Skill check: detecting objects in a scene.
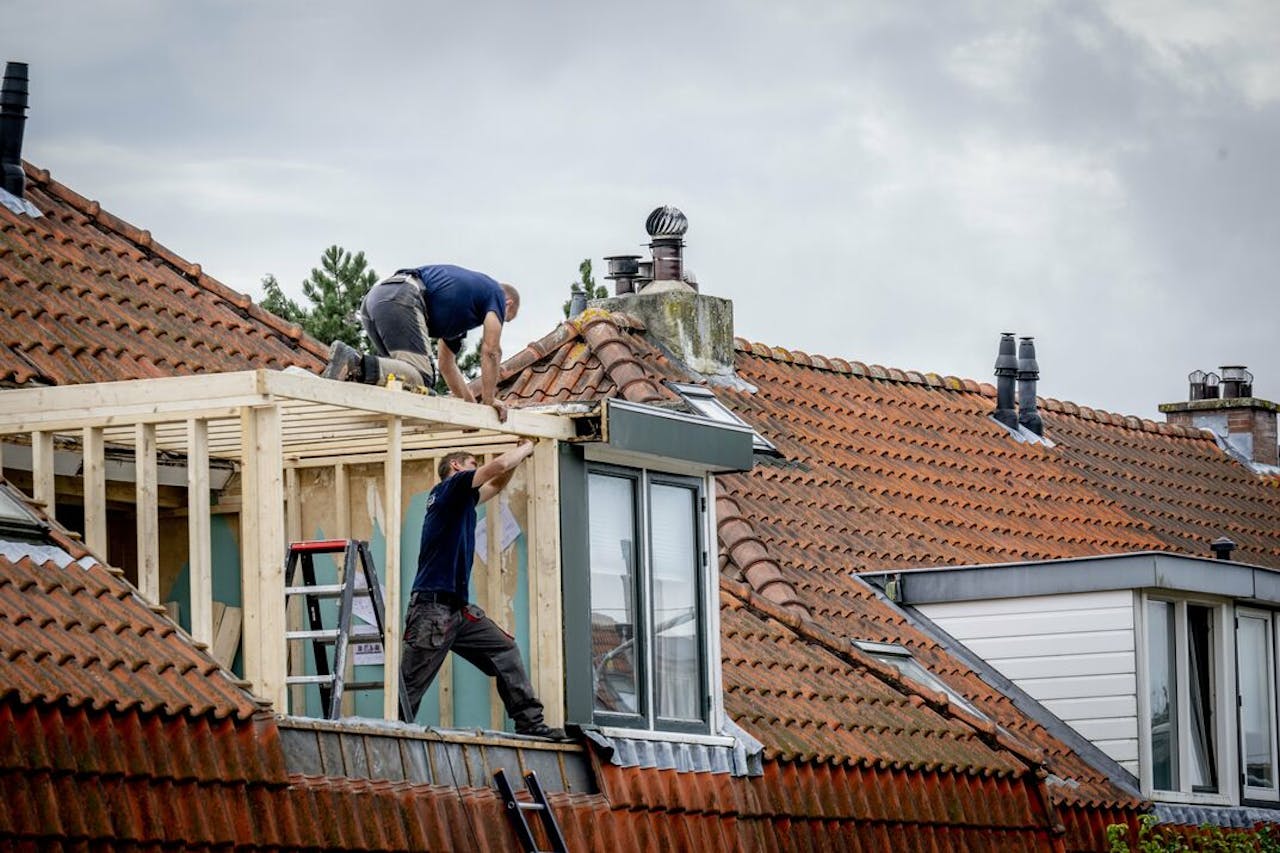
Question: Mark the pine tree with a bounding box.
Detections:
[299,246,379,347]
[563,258,609,317]
[259,274,304,324]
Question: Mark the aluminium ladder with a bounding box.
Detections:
[283,538,412,720]
[494,768,569,853]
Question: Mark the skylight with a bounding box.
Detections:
[0,485,48,541]
[668,383,779,455]
[852,640,987,720]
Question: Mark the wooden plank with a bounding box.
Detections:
[284,465,305,713]
[81,426,107,556]
[530,439,563,727]
[135,423,159,604]
[0,371,260,419]
[286,436,517,469]
[31,431,55,519]
[382,416,403,721]
[239,405,286,709]
[486,452,503,730]
[187,419,214,647]
[212,603,242,670]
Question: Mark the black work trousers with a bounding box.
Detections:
[400,598,545,729]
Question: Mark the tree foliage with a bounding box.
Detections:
[563,258,609,317]
[257,245,378,348]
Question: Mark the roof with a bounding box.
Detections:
[490,308,1280,848]
[0,162,327,387]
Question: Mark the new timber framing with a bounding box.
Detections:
[0,369,577,718]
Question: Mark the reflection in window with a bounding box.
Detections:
[589,473,639,715]
[1187,605,1217,792]
[650,483,699,722]
[1239,613,1276,793]
[1148,600,1178,791]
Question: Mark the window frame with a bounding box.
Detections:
[1236,607,1280,803]
[667,382,779,455]
[586,462,711,734]
[1137,592,1235,805]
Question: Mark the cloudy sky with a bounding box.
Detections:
[4,0,1277,416]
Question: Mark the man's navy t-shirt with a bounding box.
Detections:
[409,264,506,354]
[413,469,479,599]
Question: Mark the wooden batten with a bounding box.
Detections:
[82,426,107,556]
[135,423,159,604]
[187,419,213,646]
[530,439,564,727]
[382,416,403,720]
[31,431,54,519]
[240,405,286,709]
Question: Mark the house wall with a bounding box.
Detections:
[919,589,1140,774]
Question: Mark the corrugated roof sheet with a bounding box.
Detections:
[0,161,327,388]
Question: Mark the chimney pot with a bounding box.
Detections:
[1220,365,1253,399]
[1210,536,1237,561]
[568,284,588,318]
[1017,336,1043,437]
[645,205,688,286]
[993,333,1019,430]
[603,254,642,296]
[1,60,31,199]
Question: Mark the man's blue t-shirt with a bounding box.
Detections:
[413,469,479,599]
[409,264,506,354]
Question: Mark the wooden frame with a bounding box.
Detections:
[0,369,573,719]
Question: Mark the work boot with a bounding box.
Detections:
[321,340,363,382]
[515,723,571,741]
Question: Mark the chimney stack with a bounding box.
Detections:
[993,333,1019,431]
[1017,336,1043,436]
[595,206,735,379]
[0,61,30,199]
[1161,365,1278,468]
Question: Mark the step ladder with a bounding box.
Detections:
[494,769,568,853]
[283,539,412,720]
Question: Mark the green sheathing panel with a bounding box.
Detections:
[165,514,245,676]
[558,443,594,724]
[606,402,753,471]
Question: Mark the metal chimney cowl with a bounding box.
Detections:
[992,333,1019,430]
[1,60,30,199]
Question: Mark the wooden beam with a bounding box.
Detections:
[530,439,564,727]
[382,416,403,721]
[485,453,504,731]
[31,431,54,518]
[284,465,304,713]
[239,404,286,709]
[0,372,261,427]
[135,423,160,604]
[285,436,517,469]
[82,426,107,556]
[187,419,213,647]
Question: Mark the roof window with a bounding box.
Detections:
[0,483,49,541]
[668,383,779,455]
[853,639,987,720]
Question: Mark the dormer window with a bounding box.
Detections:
[668,383,778,455]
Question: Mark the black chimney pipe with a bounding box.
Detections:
[993,333,1019,430]
[1017,336,1043,436]
[568,285,588,318]
[1210,536,1237,561]
[0,61,30,199]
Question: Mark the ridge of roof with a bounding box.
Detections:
[719,574,1049,774]
[21,162,327,362]
[716,492,810,620]
[733,336,1210,441]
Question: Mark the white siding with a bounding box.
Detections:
[920,590,1139,775]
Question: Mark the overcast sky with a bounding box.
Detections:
[4,0,1277,417]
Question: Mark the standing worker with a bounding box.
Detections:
[322,264,519,421]
[400,439,567,739]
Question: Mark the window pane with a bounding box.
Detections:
[1239,615,1275,790]
[589,474,639,715]
[650,482,701,722]
[1147,600,1178,791]
[1187,605,1217,792]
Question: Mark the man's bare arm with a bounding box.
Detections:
[474,439,535,503]
[437,340,474,401]
[479,311,505,419]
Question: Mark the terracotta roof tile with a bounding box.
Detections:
[0,162,326,387]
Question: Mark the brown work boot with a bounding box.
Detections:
[321,340,363,381]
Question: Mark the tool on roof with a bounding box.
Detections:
[283,538,412,720]
[494,768,568,853]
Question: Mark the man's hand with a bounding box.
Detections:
[475,439,536,503]
[492,400,509,423]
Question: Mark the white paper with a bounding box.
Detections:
[474,499,522,563]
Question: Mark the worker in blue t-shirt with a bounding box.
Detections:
[400,439,567,740]
[321,264,520,421]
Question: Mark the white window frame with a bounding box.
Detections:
[1237,607,1280,803]
[585,461,715,734]
[1136,592,1236,805]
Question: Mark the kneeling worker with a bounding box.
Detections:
[401,439,567,739]
[323,264,519,422]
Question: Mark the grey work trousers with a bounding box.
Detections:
[400,598,545,729]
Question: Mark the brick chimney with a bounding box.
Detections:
[1160,366,1279,468]
[595,206,735,380]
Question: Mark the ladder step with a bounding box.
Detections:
[286,584,372,598]
[286,629,340,641]
[288,539,350,554]
[287,674,337,686]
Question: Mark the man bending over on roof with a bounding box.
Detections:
[322,264,519,421]
[400,440,568,740]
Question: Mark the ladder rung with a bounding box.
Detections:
[285,584,370,597]
[286,629,341,641]
[286,674,337,685]
[517,801,546,812]
[344,680,386,691]
[289,539,351,554]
